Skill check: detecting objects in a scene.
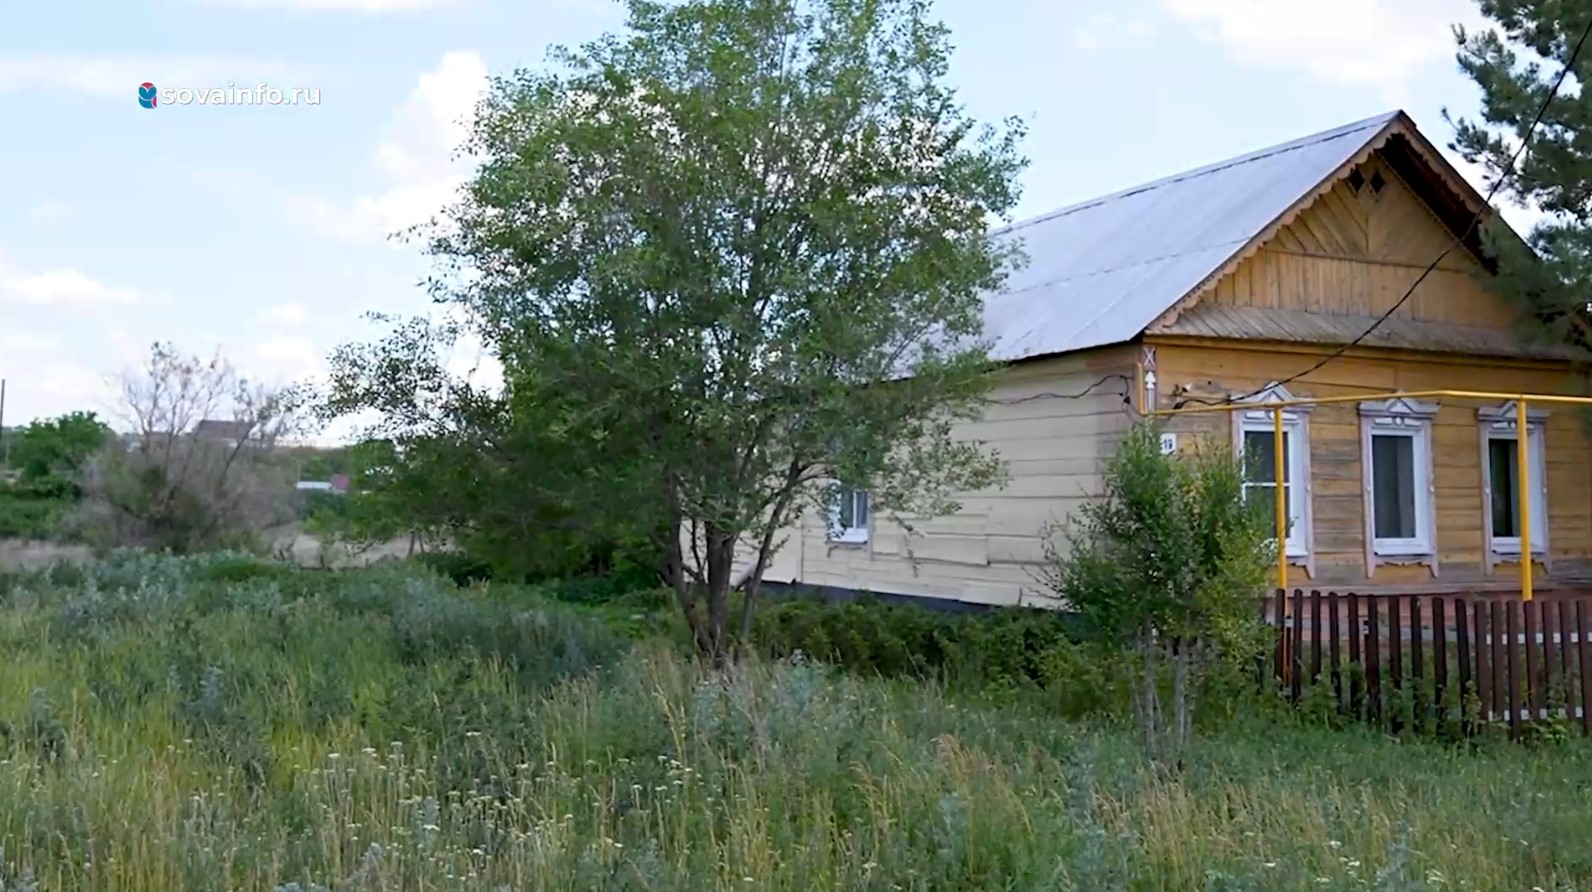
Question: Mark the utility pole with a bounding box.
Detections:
[0,378,7,470]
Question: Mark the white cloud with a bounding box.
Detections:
[254,335,326,381]
[27,201,70,223]
[0,355,117,423]
[1074,13,1152,51]
[288,51,488,245]
[0,54,308,98]
[0,332,59,356]
[0,267,140,314]
[198,0,456,8]
[260,302,309,327]
[1160,0,1483,100]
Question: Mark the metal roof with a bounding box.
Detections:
[983,111,1402,362]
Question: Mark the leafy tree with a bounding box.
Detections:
[1449,3,1592,361]
[331,0,1025,661]
[6,411,113,500]
[0,411,113,540]
[1040,424,1274,768]
[321,316,657,580]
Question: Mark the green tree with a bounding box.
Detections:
[330,0,1025,661]
[1449,3,1592,361]
[7,411,113,500]
[321,316,657,580]
[1040,424,1275,767]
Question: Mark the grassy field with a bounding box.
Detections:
[1,554,1590,890]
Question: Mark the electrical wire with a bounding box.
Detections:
[984,373,1134,406]
[1197,15,1592,410]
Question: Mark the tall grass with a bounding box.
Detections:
[0,554,1590,890]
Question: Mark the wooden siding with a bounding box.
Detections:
[1149,340,1592,591]
[775,346,1137,607]
[1202,153,1513,330]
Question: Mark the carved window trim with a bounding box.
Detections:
[1478,402,1550,574]
[1231,383,1315,578]
[1358,398,1439,576]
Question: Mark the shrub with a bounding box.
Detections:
[748,595,1112,710]
[1040,421,1275,765]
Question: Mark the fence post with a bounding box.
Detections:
[1348,594,1362,719]
[1434,597,1448,730]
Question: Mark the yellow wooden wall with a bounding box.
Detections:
[767,346,1137,606]
[1150,339,1592,590]
[1204,153,1513,327]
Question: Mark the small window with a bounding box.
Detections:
[1479,403,1549,556]
[829,484,870,544]
[1236,406,1309,558]
[1359,398,1437,560]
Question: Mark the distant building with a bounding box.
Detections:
[193,419,258,447]
[296,475,350,494]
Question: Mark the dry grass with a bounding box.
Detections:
[0,534,417,572]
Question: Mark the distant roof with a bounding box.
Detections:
[194,419,254,440]
[981,110,1491,363]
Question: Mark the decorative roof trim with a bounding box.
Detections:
[1359,397,1440,419]
[1234,382,1314,415]
[1147,113,1520,334]
[1151,118,1403,331]
[1478,401,1550,426]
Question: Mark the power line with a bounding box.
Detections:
[985,373,1133,407]
[1210,15,1592,408]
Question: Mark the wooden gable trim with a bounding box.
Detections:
[1148,113,1515,333]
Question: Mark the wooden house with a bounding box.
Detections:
[761,110,1592,608]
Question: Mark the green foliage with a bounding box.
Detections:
[1,555,1591,889]
[752,596,1078,681]
[747,594,1133,719]
[0,411,114,540]
[1450,3,1592,371]
[327,0,1026,660]
[5,411,113,500]
[1044,422,1273,654]
[0,493,67,540]
[1041,422,1276,762]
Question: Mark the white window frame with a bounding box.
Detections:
[1232,383,1313,564]
[1478,402,1549,568]
[827,484,871,545]
[1358,398,1439,572]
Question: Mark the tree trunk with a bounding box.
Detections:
[662,519,712,655]
[702,524,738,667]
[1172,636,1190,753]
[1134,623,1162,762]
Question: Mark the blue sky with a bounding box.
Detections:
[0,0,1529,436]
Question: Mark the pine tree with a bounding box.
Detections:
[1448,2,1592,359]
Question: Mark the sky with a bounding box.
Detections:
[0,0,1543,439]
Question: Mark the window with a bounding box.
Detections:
[1359,398,1438,561]
[1479,403,1548,556]
[1233,384,1312,559]
[829,484,870,544]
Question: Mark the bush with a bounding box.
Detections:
[750,595,1102,694]
[0,492,67,539]
[411,550,495,586]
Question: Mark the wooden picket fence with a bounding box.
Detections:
[1266,589,1592,737]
